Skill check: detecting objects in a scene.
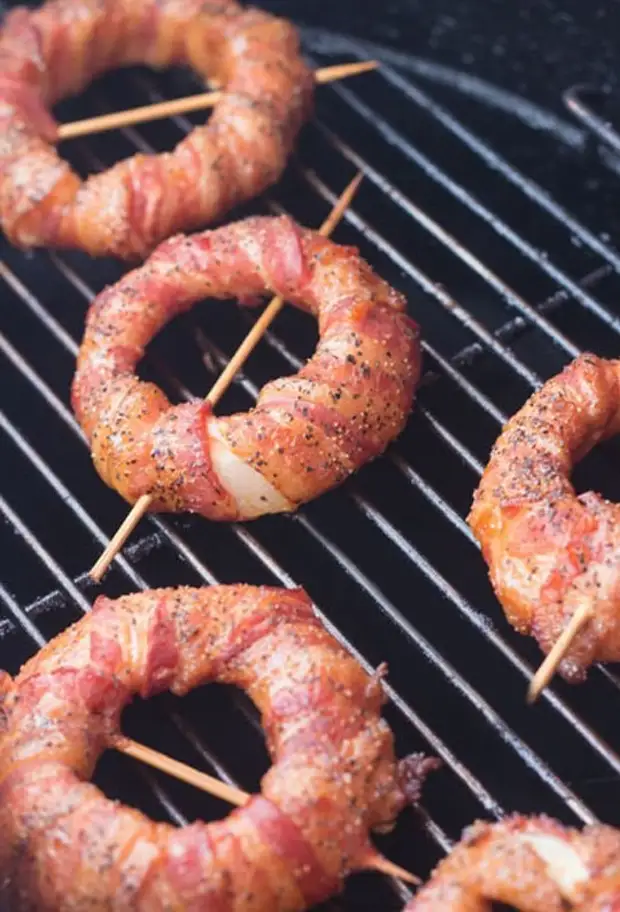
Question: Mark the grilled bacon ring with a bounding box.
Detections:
[405,814,620,911]
[71,215,421,521]
[469,353,620,682]
[0,584,429,911]
[0,0,312,259]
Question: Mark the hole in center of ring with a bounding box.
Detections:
[55,64,217,181]
[135,294,319,418]
[96,681,268,825]
[572,433,620,504]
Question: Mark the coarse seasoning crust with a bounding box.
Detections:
[404,814,620,910]
[0,0,313,258]
[71,214,422,520]
[0,584,430,911]
[468,352,620,681]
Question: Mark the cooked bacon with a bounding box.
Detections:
[0,584,434,911]
[468,353,620,681]
[0,0,313,259]
[404,814,620,911]
[71,214,422,521]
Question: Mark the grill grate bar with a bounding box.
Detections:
[564,85,620,159]
[414,406,485,473]
[314,118,585,356]
[0,489,90,614]
[0,260,79,356]
[0,541,160,640]
[416,342,507,424]
[435,265,614,375]
[320,69,620,336]
[0,579,46,648]
[342,43,620,275]
[315,114,610,374]
[0,407,144,588]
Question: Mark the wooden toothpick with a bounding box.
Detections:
[115,733,419,884]
[358,850,421,885]
[526,604,593,703]
[59,61,378,141]
[114,735,249,807]
[89,170,363,582]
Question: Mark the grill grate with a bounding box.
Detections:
[564,83,620,165]
[1,10,620,910]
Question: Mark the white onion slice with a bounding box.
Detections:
[520,833,590,899]
[208,420,293,518]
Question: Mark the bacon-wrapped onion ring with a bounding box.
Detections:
[0,584,430,910]
[469,353,620,681]
[0,0,312,259]
[71,215,421,521]
[405,814,620,910]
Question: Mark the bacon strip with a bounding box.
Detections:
[0,0,313,259]
[468,353,620,681]
[405,814,620,911]
[71,215,422,522]
[0,584,418,910]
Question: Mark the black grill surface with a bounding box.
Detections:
[2,3,620,910]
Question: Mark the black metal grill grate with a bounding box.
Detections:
[1,11,620,910]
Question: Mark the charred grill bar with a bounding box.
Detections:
[0,3,619,909]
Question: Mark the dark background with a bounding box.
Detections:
[264,0,617,112]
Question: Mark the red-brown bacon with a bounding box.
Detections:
[468,353,620,681]
[404,814,620,911]
[71,214,422,521]
[0,0,313,259]
[0,584,427,910]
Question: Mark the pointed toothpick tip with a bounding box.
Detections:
[315,60,379,85]
[88,492,152,582]
[526,604,593,704]
[319,170,363,235]
[361,850,420,885]
[344,170,364,199]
